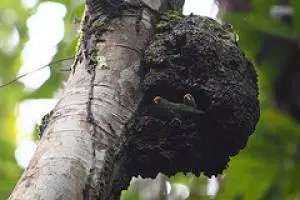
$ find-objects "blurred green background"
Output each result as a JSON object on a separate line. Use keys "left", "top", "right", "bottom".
{"left": 1, "top": 0, "right": 300, "bottom": 199}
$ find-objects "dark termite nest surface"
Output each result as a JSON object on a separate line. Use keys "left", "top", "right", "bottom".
{"left": 118, "top": 15, "right": 260, "bottom": 184}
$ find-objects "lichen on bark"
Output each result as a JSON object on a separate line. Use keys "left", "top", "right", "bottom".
{"left": 114, "top": 14, "right": 260, "bottom": 190}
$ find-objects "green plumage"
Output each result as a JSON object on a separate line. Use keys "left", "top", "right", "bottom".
{"left": 149, "top": 96, "right": 204, "bottom": 120}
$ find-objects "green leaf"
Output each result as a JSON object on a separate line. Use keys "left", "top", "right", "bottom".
{"left": 217, "top": 155, "right": 279, "bottom": 200}
{"left": 293, "top": 0, "right": 300, "bottom": 34}
{"left": 252, "top": 0, "right": 276, "bottom": 16}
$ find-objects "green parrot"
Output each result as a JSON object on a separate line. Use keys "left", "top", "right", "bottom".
{"left": 150, "top": 95, "right": 204, "bottom": 120}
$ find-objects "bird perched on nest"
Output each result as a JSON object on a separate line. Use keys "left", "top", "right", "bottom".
{"left": 152, "top": 94, "right": 203, "bottom": 120}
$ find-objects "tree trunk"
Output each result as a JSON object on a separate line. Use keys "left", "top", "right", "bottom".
{"left": 9, "top": 0, "right": 181, "bottom": 199}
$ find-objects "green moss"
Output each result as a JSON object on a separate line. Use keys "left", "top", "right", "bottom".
{"left": 156, "top": 10, "right": 183, "bottom": 29}
{"left": 163, "top": 10, "right": 183, "bottom": 21}
{"left": 90, "top": 20, "right": 109, "bottom": 32}
{"left": 75, "top": 33, "right": 82, "bottom": 54}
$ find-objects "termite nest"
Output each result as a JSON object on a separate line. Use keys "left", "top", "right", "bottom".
{"left": 114, "top": 15, "right": 260, "bottom": 192}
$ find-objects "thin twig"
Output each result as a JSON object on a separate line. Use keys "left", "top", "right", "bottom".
{"left": 0, "top": 56, "right": 74, "bottom": 88}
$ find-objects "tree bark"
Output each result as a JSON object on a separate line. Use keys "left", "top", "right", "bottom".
{"left": 9, "top": 0, "right": 180, "bottom": 199}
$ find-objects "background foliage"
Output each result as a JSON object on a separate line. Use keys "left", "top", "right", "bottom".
{"left": 1, "top": 0, "right": 299, "bottom": 199}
